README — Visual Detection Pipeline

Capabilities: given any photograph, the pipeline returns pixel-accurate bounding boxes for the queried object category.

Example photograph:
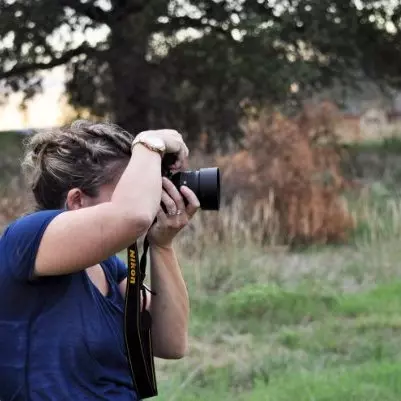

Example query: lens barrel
[170,168,220,211]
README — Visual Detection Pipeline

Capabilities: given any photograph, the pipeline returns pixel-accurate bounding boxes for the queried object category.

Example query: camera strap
[124,236,158,399]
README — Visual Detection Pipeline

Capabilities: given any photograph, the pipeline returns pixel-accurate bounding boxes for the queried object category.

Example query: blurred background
[2,1,401,400]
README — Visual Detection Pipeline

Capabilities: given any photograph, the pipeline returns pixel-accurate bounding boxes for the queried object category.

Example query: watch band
[132,141,164,157]
[131,136,165,157]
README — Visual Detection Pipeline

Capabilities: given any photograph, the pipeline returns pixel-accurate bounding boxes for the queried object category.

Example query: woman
[0,121,199,400]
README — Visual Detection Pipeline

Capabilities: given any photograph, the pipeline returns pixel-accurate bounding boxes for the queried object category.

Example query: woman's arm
[120,178,200,359]
[118,179,199,359]
[148,244,189,359]
[143,179,199,359]
[118,245,189,359]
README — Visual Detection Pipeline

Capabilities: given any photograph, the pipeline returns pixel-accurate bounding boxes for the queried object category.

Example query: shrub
[219,101,356,245]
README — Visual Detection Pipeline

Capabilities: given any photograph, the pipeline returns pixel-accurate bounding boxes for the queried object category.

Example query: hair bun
[21,120,133,210]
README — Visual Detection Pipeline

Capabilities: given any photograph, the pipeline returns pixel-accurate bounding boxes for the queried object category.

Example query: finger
[171,154,185,171]
[182,142,189,158]
[168,129,182,138]
[155,207,168,223]
[174,152,184,170]
[171,159,183,172]
[162,177,185,212]
[181,144,189,164]
[161,189,177,215]
[175,142,189,167]
[182,155,190,170]
[153,129,182,137]
[180,186,200,216]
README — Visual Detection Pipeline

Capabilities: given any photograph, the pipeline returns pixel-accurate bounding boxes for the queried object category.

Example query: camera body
[161,154,220,211]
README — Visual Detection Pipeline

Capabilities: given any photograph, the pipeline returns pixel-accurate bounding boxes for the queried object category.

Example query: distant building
[336,107,401,143]
[310,80,401,143]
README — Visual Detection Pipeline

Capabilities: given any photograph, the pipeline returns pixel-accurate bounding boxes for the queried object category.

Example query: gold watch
[131,135,166,157]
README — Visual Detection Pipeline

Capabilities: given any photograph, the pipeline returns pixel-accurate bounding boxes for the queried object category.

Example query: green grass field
[3,130,401,400]
[152,237,401,401]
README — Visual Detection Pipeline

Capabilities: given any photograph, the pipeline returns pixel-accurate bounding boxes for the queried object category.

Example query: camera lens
[170,168,220,211]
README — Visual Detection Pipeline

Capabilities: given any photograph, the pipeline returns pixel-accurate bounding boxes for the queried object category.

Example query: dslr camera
[161,153,220,211]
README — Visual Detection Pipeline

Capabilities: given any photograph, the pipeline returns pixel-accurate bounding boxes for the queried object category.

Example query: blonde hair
[22,120,134,210]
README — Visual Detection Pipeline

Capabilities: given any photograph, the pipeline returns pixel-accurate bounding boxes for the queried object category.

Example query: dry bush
[218,101,356,246]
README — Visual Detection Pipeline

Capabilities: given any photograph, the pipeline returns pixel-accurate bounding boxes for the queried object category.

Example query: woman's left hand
[147,177,200,248]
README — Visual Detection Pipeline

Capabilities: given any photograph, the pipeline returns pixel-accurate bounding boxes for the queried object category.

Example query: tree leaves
[1,0,401,143]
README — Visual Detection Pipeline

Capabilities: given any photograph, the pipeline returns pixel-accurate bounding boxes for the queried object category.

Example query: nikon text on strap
[124,237,158,399]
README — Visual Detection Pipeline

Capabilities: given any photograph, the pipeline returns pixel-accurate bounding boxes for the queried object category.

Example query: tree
[1,0,401,146]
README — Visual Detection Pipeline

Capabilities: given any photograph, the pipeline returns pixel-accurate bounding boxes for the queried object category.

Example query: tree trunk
[108,12,151,135]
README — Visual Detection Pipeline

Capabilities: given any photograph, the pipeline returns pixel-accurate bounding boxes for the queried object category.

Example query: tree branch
[155,15,235,40]
[112,2,147,22]
[59,0,111,24]
[155,15,206,31]
[0,44,94,79]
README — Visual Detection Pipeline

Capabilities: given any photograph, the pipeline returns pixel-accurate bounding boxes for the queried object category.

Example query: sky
[0,67,66,130]
[0,16,109,131]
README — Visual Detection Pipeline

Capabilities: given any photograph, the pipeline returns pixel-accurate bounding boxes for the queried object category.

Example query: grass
[342,136,401,154]
[0,130,25,155]
[0,130,26,187]
[251,362,401,401]
[151,239,401,401]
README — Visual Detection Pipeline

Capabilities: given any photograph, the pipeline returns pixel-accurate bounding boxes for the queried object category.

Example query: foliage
[1,1,401,144]
[219,102,356,245]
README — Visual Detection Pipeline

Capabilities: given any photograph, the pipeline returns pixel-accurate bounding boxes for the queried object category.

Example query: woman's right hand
[137,129,189,170]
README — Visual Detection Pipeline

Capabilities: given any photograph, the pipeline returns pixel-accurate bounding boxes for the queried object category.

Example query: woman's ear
[65,188,85,211]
